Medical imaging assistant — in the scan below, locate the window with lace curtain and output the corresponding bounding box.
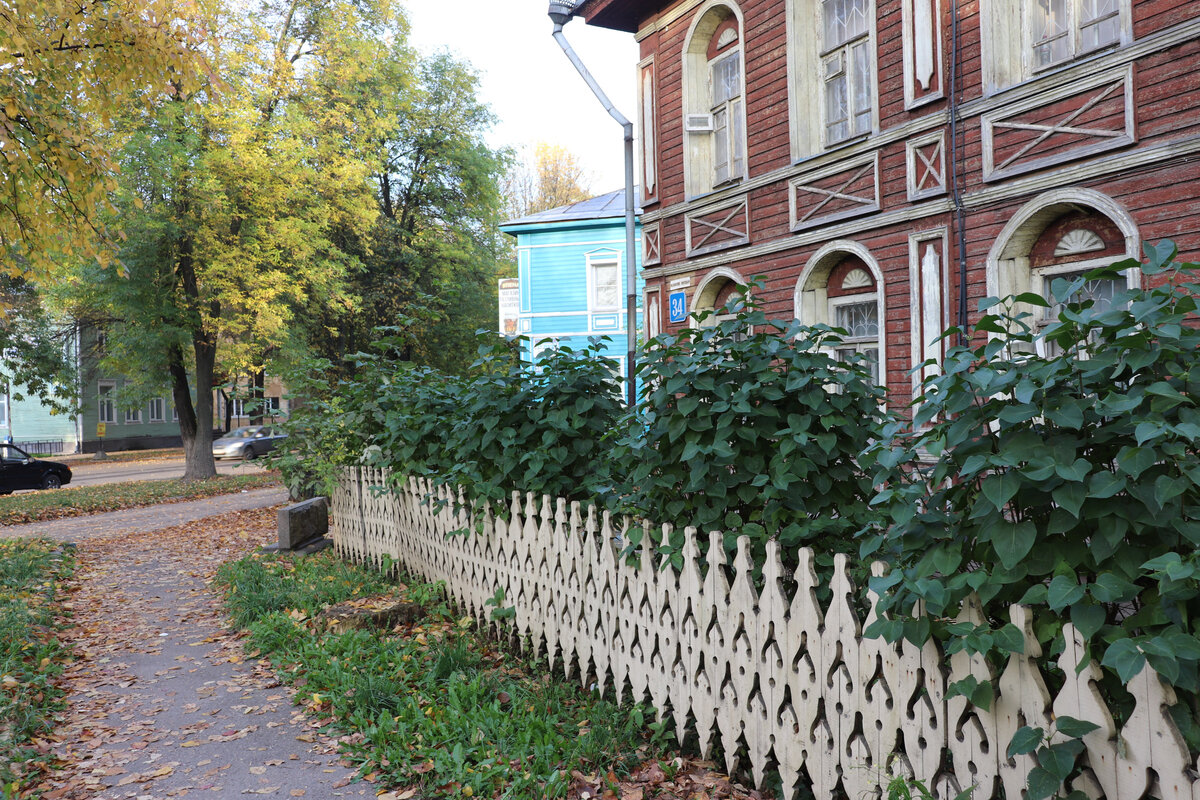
[980,0,1130,92]
[822,0,873,144]
[1032,0,1121,69]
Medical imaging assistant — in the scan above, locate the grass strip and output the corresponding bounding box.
[0,473,282,525]
[218,552,659,798]
[0,539,74,796]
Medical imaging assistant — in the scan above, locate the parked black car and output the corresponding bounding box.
[0,444,72,494]
[212,426,288,461]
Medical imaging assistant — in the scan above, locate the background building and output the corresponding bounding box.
[501,188,645,376]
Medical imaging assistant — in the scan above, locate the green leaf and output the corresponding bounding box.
[1101,639,1146,683]
[1070,603,1106,642]
[1047,575,1085,612]
[993,623,1025,654]
[992,520,1037,569]
[1054,716,1101,739]
[981,472,1020,512]
[1006,725,1044,758]
[1026,766,1060,800]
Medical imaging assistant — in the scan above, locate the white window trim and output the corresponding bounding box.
[645,289,662,340]
[98,381,117,425]
[681,1,748,199]
[908,228,949,401]
[586,251,623,314]
[980,0,1132,94]
[793,240,888,386]
[787,0,879,161]
[986,188,1140,301]
[690,266,748,328]
[125,406,143,424]
[148,397,166,423]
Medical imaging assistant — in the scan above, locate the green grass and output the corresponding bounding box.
[0,473,282,525]
[0,539,74,796]
[217,553,660,798]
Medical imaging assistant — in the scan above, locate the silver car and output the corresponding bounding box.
[212,426,287,460]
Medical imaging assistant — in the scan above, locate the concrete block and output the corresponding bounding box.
[277,496,328,550]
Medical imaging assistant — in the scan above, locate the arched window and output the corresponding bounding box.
[692,267,747,329]
[787,0,877,159]
[987,189,1139,354]
[683,3,747,197]
[795,242,885,384]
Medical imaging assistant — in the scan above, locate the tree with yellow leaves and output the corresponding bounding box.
[0,0,208,277]
[63,0,402,479]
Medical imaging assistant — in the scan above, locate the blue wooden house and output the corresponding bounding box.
[500,189,643,381]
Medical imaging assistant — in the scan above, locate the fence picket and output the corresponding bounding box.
[329,469,1200,800]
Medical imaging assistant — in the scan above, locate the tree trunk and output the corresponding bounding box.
[184,330,218,480]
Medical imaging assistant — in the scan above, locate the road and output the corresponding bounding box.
[66,457,266,487]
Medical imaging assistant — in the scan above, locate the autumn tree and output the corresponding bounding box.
[0,0,207,277]
[63,0,395,479]
[308,49,511,375]
[504,142,592,219]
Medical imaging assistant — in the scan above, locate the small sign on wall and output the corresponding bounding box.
[668,291,687,324]
[497,278,520,336]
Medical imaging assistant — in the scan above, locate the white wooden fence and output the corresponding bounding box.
[330,467,1198,800]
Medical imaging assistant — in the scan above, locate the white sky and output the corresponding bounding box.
[403,0,639,195]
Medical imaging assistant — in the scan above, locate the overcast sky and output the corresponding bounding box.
[404,0,640,195]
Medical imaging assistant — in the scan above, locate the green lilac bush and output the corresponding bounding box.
[613,289,891,570]
[863,243,1200,796]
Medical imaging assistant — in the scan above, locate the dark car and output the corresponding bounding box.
[0,444,72,494]
[212,425,288,461]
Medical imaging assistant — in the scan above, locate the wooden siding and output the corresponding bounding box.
[609,0,1200,405]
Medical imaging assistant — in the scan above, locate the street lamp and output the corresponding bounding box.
[548,2,639,407]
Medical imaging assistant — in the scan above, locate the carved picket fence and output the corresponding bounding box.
[331,467,1199,800]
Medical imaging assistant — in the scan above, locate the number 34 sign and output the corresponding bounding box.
[668,291,687,324]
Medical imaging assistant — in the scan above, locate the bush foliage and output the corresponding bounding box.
[864,244,1200,754]
[279,241,1200,795]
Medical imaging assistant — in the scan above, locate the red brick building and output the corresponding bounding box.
[575,0,1200,404]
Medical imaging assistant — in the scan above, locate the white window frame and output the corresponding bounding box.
[0,385,8,429]
[148,397,166,423]
[125,406,142,424]
[787,0,878,160]
[980,0,1131,93]
[682,2,748,198]
[98,381,117,425]
[645,290,662,340]
[820,0,874,146]
[793,241,888,387]
[587,254,623,313]
[829,293,881,384]
[1030,0,1123,72]
[708,48,745,186]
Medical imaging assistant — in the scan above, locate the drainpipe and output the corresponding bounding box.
[548,2,639,407]
[949,0,969,341]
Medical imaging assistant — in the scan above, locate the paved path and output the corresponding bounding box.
[1,488,289,541]
[34,505,375,799]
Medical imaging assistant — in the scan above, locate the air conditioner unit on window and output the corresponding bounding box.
[685,113,715,133]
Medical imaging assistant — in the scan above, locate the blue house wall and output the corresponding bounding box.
[501,190,643,381]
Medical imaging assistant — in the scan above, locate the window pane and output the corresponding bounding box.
[823,0,847,46]
[1044,271,1121,318]
[731,99,745,178]
[851,41,871,135]
[1080,0,1120,52]
[594,264,620,309]
[845,0,869,39]
[1032,0,1070,68]
[711,53,740,105]
[713,107,730,183]
[825,58,849,143]
[835,300,879,339]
